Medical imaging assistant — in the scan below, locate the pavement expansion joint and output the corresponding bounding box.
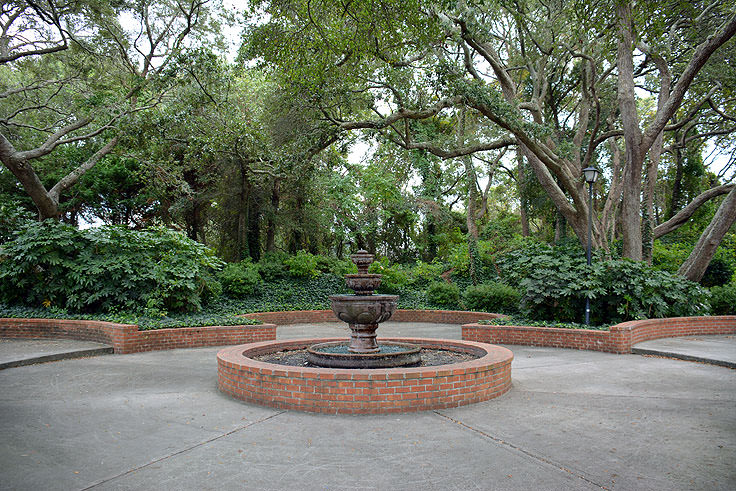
[79,410,287,490]
[433,410,609,490]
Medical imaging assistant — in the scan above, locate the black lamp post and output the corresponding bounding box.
[582,166,599,325]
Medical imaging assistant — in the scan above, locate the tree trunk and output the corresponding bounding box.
[668,128,684,220]
[237,165,250,261]
[248,194,261,261]
[679,187,736,282]
[290,193,304,254]
[642,50,671,264]
[266,178,280,252]
[602,136,624,246]
[517,151,530,237]
[617,3,645,260]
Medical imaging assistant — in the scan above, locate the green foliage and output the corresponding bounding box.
[219,261,262,296]
[464,282,520,314]
[592,259,707,323]
[408,260,445,286]
[426,282,460,309]
[328,258,358,276]
[256,254,289,281]
[0,302,259,331]
[709,283,736,315]
[0,199,34,244]
[481,317,610,331]
[369,257,410,293]
[284,250,320,278]
[653,238,735,286]
[701,257,734,288]
[0,221,223,314]
[499,242,708,324]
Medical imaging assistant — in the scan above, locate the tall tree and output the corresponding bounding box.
[0,0,216,219]
[246,0,736,266]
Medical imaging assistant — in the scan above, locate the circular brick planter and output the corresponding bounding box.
[217,337,513,414]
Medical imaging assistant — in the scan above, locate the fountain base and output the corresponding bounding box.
[306,341,421,368]
[217,337,513,414]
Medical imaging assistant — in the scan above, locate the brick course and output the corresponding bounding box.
[217,338,513,414]
[462,315,736,353]
[0,318,276,354]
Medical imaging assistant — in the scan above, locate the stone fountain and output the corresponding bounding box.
[305,250,421,368]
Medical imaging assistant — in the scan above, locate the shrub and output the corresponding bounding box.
[652,239,736,287]
[592,259,708,322]
[368,257,410,293]
[219,261,261,296]
[710,283,736,315]
[0,221,223,313]
[0,199,34,244]
[256,260,287,281]
[426,282,461,309]
[284,250,320,278]
[701,257,734,287]
[499,242,707,324]
[409,260,446,287]
[464,282,520,314]
[329,258,358,276]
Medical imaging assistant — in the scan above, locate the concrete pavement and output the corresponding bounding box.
[1,322,734,490]
[0,338,112,370]
[632,334,736,368]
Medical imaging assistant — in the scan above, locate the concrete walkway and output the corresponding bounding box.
[1,322,734,490]
[0,338,112,370]
[632,334,736,368]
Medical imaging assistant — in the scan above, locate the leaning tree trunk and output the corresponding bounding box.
[679,186,736,282]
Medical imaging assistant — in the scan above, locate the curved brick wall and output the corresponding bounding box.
[243,309,505,325]
[0,318,276,354]
[4,312,733,356]
[218,338,513,414]
[462,315,736,353]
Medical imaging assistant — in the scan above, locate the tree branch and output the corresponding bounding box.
[653,183,735,238]
[640,13,736,155]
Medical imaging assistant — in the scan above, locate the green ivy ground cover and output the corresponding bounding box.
[479,317,611,331]
[0,303,260,330]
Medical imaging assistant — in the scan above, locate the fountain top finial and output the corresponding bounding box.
[350,250,374,274]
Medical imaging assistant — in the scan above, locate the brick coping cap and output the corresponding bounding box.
[218,337,513,376]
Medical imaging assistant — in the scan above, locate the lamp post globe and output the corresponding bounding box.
[583,166,600,184]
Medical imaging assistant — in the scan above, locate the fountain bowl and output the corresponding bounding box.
[344,274,382,294]
[329,294,397,325]
[306,340,421,368]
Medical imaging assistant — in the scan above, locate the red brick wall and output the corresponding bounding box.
[462,315,736,353]
[0,318,276,354]
[243,309,504,325]
[0,318,136,350]
[217,338,513,414]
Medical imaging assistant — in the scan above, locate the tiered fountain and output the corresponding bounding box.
[217,247,514,414]
[306,250,421,368]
